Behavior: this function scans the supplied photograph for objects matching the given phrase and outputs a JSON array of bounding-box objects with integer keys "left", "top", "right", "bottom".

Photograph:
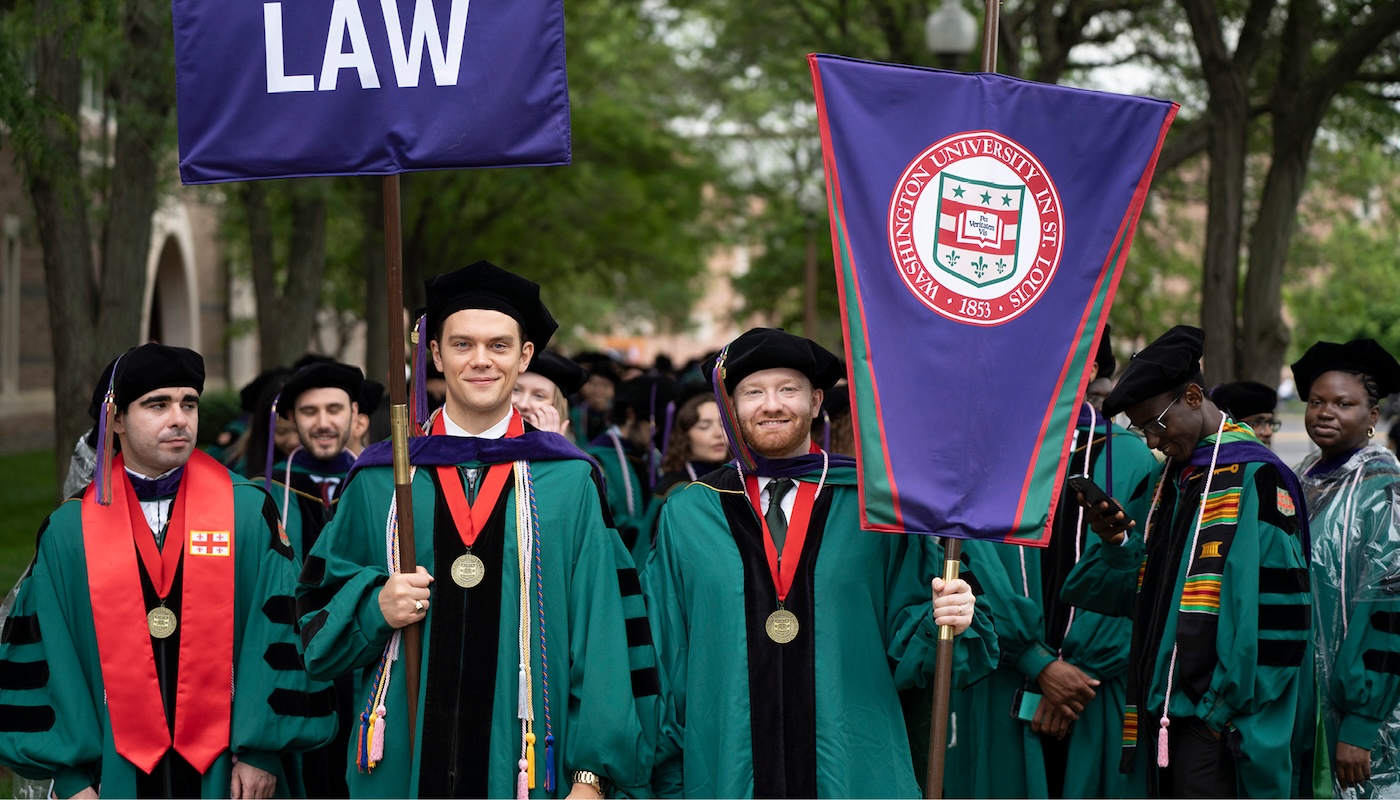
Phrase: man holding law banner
[{"left": 807, "top": 53, "right": 1176, "bottom": 797}]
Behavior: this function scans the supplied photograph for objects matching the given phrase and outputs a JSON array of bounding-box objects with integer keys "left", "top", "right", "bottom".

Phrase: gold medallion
[
  {"left": 147, "top": 606, "right": 177, "bottom": 639},
  {"left": 451, "top": 553, "right": 486, "bottom": 588},
  {"left": 765, "top": 608, "right": 799, "bottom": 644}
]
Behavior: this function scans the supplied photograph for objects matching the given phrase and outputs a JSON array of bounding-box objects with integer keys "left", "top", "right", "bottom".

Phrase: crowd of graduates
[{"left": 0, "top": 259, "right": 1396, "bottom": 799}]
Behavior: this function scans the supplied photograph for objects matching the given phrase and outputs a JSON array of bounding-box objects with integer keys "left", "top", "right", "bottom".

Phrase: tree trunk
[
  {"left": 1181, "top": 0, "right": 1254, "bottom": 380},
  {"left": 244, "top": 180, "right": 330, "bottom": 369},
  {"left": 25, "top": 0, "right": 173, "bottom": 501},
  {"left": 1240, "top": 0, "right": 1400, "bottom": 386}
]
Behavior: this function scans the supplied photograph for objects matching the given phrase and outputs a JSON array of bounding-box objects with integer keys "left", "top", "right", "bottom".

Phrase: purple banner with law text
[
  {"left": 173, "top": 0, "right": 570, "bottom": 183},
  {"left": 810, "top": 54, "right": 1176, "bottom": 545}
]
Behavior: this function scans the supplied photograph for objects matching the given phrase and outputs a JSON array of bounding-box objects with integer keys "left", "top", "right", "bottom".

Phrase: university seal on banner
[{"left": 887, "top": 130, "right": 1064, "bottom": 325}]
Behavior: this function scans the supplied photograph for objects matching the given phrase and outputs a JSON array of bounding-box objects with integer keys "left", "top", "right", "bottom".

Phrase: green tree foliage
[
  {"left": 1286, "top": 145, "right": 1400, "bottom": 360},
  {"left": 394, "top": 0, "right": 728, "bottom": 343},
  {"left": 665, "top": 0, "right": 1162, "bottom": 354}
]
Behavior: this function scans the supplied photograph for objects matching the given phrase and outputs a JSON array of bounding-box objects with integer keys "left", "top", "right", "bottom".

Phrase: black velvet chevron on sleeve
[
  {"left": 267, "top": 687, "right": 336, "bottom": 717},
  {"left": 260, "top": 496, "right": 295, "bottom": 561},
  {"left": 1253, "top": 465, "right": 1299, "bottom": 535},
  {"left": 1, "top": 614, "right": 40, "bottom": 646}
]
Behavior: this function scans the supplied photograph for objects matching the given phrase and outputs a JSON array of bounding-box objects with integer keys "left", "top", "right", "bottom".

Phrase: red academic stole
[
  {"left": 743, "top": 468, "right": 819, "bottom": 604},
  {"left": 81, "top": 449, "right": 236, "bottom": 774},
  {"left": 432, "top": 410, "right": 523, "bottom": 546}
]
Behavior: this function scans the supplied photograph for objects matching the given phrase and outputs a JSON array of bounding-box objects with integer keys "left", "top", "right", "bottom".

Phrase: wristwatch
[{"left": 571, "top": 770, "right": 606, "bottom": 797}]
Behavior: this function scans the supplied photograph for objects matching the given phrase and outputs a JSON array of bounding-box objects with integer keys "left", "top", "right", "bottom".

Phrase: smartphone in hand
[{"left": 1066, "top": 474, "right": 1127, "bottom": 520}]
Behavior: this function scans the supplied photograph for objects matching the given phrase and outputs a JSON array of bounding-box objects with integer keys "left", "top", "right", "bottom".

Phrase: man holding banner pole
[
  {"left": 1065, "top": 325, "right": 1311, "bottom": 797},
  {"left": 641, "top": 327, "right": 996, "bottom": 797},
  {"left": 296, "top": 262, "right": 657, "bottom": 797}
]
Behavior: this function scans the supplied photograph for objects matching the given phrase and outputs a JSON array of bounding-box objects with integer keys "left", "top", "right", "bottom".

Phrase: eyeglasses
[
  {"left": 1128, "top": 393, "right": 1181, "bottom": 437},
  {"left": 1244, "top": 416, "right": 1282, "bottom": 432}
]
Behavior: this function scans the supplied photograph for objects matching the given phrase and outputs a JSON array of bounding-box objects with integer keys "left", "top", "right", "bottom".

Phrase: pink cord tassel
[
  {"left": 517, "top": 759, "right": 529, "bottom": 800},
  {"left": 369, "top": 705, "right": 387, "bottom": 764},
  {"left": 1156, "top": 716, "right": 1171, "bottom": 767}
]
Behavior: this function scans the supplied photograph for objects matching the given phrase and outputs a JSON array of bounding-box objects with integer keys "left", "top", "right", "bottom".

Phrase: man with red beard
[{"left": 641, "top": 327, "right": 998, "bottom": 797}]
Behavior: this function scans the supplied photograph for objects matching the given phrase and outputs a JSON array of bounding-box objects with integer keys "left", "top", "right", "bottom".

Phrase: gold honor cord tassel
[
  {"left": 765, "top": 608, "right": 799, "bottom": 644},
  {"left": 147, "top": 606, "right": 177, "bottom": 639},
  {"left": 451, "top": 553, "right": 486, "bottom": 588}
]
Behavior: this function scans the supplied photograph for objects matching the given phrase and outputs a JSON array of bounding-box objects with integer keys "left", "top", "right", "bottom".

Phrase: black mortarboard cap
[
  {"left": 614, "top": 375, "right": 680, "bottom": 420},
  {"left": 1210, "top": 380, "right": 1277, "bottom": 419},
  {"left": 88, "top": 344, "right": 205, "bottom": 420},
  {"left": 239, "top": 367, "right": 291, "bottom": 413},
  {"left": 704, "top": 328, "right": 845, "bottom": 393},
  {"left": 822, "top": 382, "right": 851, "bottom": 417},
  {"left": 528, "top": 350, "right": 590, "bottom": 397},
  {"left": 358, "top": 379, "right": 386, "bottom": 417},
  {"left": 1291, "top": 339, "right": 1400, "bottom": 400},
  {"left": 1102, "top": 325, "right": 1204, "bottom": 417},
  {"left": 423, "top": 260, "right": 558, "bottom": 349},
  {"left": 1095, "top": 324, "right": 1117, "bottom": 379},
  {"left": 277, "top": 361, "right": 365, "bottom": 418},
  {"left": 292, "top": 353, "right": 334, "bottom": 371}
]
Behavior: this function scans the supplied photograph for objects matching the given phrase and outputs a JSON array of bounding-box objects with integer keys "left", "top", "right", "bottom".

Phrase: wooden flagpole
[
  {"left": 383, "top": 173, "right": 421, "bottom": 754},
  {"left": 924, "top": 3, "right": 999, "bottom": 796}
]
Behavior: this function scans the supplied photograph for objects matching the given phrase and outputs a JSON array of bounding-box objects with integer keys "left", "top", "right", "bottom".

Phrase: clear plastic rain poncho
[{"left": 1297, "top": 443, "right": 1400, "bottom": 798}]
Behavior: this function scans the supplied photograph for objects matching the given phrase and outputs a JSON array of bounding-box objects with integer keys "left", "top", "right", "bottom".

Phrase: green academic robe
[
  {"left": 642, "top": 463, "right": 998, "bottom": 798},
  {"left": 1063, "top": 423, "right": 1311, "bottom": 798},
  {"left": 946, "top": 420, "right": 1159, "bottom": 799},
  {"left": 268, "top": 459, "right": 349, "bottom": 564},
  {"left": 297, "top": 451, "right": 657, "bottom": 798},
  {"left": 1296, "top": 444, "right": 1400, "bottom": 797},
  {"left": 268, "top": 455, "right": 355, "bottom": 798},
  {"left": 585, "top": 431, "right": 654, "bottom": 568},
  {"left": 0, "top": 475, "right": 335, "bottom": 798}
]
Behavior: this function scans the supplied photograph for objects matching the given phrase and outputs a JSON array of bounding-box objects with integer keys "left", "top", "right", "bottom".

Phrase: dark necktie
[
  {"left": 319, "top": 480, "right": 335, "bottom": 511},
  {"left": 765, "top": 478, "right": 794, "bottom": 552}
]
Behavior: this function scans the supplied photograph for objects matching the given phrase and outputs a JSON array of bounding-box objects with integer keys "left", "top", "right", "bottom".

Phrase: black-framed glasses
[
  {"left": 1244, "top": 416, "right": 1282, "bottom": 432},
  {"left": 1128, "top": 393, "right": 1181, "bottom": 437}
]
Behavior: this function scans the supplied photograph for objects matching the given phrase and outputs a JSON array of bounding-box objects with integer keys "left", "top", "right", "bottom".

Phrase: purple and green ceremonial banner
[
  {"left": 173, "top": 0, "right": 570, "bottom": 183},
  {"left": 809, "top": 54, "right": 1177, "bottom": 545}
]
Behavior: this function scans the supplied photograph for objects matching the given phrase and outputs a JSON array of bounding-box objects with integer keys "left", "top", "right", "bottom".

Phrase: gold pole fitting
[{"left": 390, "top": 404, "right": 411, "bottom": 485}]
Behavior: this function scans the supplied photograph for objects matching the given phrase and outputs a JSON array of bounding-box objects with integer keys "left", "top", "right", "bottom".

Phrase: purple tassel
[
  {"left": 264, "top": 395, "right": 281, "bottom": 492},
  {"left": 659, "top": 401, "right": 676, "bottom": 471},
  {"left": 94, "top": 396, "right": 115, "bottom": 505},
  {"left": 544, "top": 735, "right": 555, "bottom": 793},
  {"left": 413, "top": 314, "right": 429, "bottom": 433},
  {"left": 710, "top": 346, "right": 758, "bottom": 472}
]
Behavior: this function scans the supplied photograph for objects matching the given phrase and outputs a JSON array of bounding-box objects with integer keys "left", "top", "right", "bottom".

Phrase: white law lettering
[
  {"left": 265, "top": 4, "right": 315, "bottom": 93},
  {"left": 381, "top": 0, "right": 472, "bottom": 87},
  {"left": 320, "top": 0, "right": 382, "bottom": 91}
]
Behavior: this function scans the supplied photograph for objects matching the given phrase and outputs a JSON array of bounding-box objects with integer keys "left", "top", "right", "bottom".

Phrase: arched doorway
[{"left": 147, "top": 236, "right": 195, "bottom": 347}]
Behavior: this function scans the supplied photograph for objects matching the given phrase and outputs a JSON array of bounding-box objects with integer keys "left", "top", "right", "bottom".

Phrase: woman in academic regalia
[{"left": 1291, "top": 338, "right": 1400, "bottom": 797}]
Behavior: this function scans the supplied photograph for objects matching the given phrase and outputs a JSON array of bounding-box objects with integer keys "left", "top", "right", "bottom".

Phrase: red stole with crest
[{"left": 81, "top": 449, "right": 236, "bottom": 774}]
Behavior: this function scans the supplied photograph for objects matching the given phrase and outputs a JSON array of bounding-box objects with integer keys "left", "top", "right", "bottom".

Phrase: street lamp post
[{"left": 925, "top": 0, "right": 978, "bottom": 70}]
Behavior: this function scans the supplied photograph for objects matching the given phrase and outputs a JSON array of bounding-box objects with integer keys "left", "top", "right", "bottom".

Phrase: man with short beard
[
  {"left": 264, "top": 359, "right": 365, "bottom": 798},
  {"left": 0, "top": 344, "right": 334, "bottom": 798},
  {"left": 297, "top": 261, "right": 657, "bottom": 798},
  {"left": 641, "top": 327, "right": 997, "bottom": 797},
  {"left": 266, "top": 360, "right": 363, "bottom": 562}
]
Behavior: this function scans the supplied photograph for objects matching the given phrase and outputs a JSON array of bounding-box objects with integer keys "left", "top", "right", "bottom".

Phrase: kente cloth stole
[
  {"left": 82, "top": 449, "right": 236, "bottom": 773},
  {"left": 1120, "top": 462, "right": 1245, "bottom": 761}
]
